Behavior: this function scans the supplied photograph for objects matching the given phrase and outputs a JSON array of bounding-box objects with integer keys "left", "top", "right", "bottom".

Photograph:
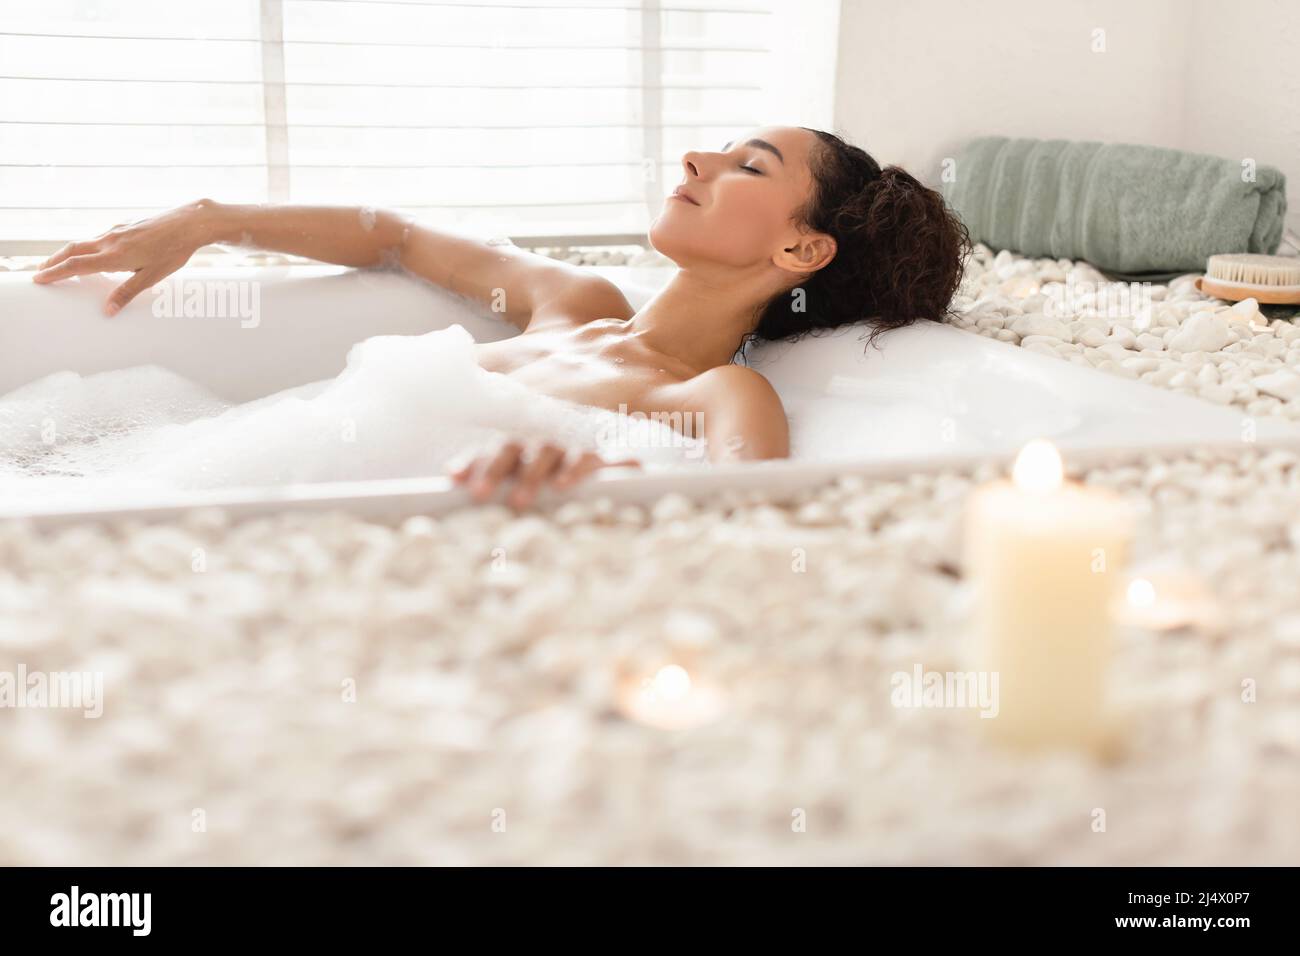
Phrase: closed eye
[{"left": 740, "top": 164, "right": 763, "bottom": 175}]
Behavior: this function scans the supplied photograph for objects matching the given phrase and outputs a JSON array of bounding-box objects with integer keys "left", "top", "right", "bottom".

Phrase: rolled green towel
[{"left": 941, "top": 136, "right": 1288, "bottom": 280}]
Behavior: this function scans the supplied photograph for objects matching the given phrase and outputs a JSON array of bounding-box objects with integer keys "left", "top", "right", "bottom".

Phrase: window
[{"left": 0, "top": 0, "right": 838, "bottom": 253}]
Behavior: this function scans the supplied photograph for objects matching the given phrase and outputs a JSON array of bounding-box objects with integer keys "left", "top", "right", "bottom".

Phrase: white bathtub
[{"left": 3, "top": 265, "right": 1296, "bottom": 525}]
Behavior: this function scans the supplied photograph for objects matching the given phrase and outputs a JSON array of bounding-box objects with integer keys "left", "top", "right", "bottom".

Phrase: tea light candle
[
  {"left": 616, "top": 663, "right": 725, "bottom": 731},
  {"left": 963, "top": 440, "right": 1133, "bottom": 751},
  {"left": 1117, "top": 567, "right": 1217, "bottom": 632}
]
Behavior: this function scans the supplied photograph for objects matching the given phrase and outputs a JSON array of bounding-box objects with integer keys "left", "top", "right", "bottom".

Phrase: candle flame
[
  {"left": 648, "top": 664, "right": 692, "bottom": 703},
  {"left": 618, "top": 664, "right": 723, "bottom": 731},
  {"left": 1011, "top": 439, "right": 1063, "bottom": 493},
  {"left": 1127, "top": 578, "right": 1156, "bottom": 607},
  {"left": 1115, "top": 568, "right": 1217, "bottom": 632}
]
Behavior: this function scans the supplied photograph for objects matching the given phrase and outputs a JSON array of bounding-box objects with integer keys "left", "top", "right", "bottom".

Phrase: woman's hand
[
  {"left": 449, "top": 439, "right": 642, "bottom": 510},
  {"left": 31, "top": 199, "right": 216, "bottom": 315}
]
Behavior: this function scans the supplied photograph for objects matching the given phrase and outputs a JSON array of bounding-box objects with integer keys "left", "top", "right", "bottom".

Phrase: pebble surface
[
  {"left": 951, "top": 244, "right": 1300, "bottom": 422},
  {"left": 2, "top": 443, "right": 1298, "bottom": 865}
]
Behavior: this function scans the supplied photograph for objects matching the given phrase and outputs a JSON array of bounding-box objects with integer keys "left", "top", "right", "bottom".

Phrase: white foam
[
  {"left": 0, "top": 324, "right": 704, "bottom": 501},
  {"left": 0, "top": 366, "right": 231, "bottom": 495}
]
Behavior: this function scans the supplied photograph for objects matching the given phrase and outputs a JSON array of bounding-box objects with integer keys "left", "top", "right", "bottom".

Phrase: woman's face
[{"left": 649, "top": 125, "right": 824, "bottom": 273}]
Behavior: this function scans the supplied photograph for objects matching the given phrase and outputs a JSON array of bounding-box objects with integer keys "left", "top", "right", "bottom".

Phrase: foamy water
[{"left": 0, "top": 324, "right": 704, "bottom": 501}]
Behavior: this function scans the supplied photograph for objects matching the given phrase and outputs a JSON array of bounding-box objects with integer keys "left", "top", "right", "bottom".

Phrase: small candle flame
[
  {"left": 1127, "top": 577, "right": 1156, "bottom": 607},
  {"left": 617, "top": 663, "right": 723, "bottom": 731},
  {"left": 1115, "top": 567, "right": 1217, "bottom": 632},
  {"left": 648, "top": 664, "right": 692, "bottom": 703},
  {"left": 1012, "top": 439, "right": 1063, "bottom": 493}
]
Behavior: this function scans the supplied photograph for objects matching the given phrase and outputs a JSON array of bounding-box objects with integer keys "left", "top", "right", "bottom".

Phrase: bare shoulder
[
  {"left": 673, "top": 364, "right": 789, "bottom": 461},
  {"left": 686, "top": 363, "right": 782, "bottom": 404},
  {"left": 527, "top": 270, "right": 635, "bottom": 329}
]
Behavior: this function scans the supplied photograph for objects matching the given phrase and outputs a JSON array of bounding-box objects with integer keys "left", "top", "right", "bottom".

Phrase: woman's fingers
[
  {"left": 552, "top": 450, "right": 641, "bottom": 489},
  {"left": 601, "top": 455, "right": 645, "bottom": 472},
  {"left": 33, "top": 241, "right": 91, "bottom": 278},
  {"left": 32, "top": 251, "right": 116, "bottom": 285},
  {"left": 446, "top": 443, "right": 507, "bottom": 486},
  {"left": 105, "top": 268, "right": 165, "bottom": 316},
  {"left": 446, "top": 453, "right": 477, "bottom": 483},
  {"left": 551, "top": 453, "right": 597, "bottom": 489},
  {"left": 468, "top": 441, "right": 523, "bottom": 501},
  {"left": 448, "top": 441, "right": 641, "bottom": 509},
  {"left": 508, "top": 443, "right": 565, "bottom": 510}
]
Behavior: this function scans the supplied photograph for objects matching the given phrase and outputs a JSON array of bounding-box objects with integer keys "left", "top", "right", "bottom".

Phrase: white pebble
[
  {"left": 1247, "top": 398, "right": 1280, "bottom": 417},
  {"left": 1122, "top": 357, "right": 1160, "bottom": 374},
  {"left": 1228, "top": 298, "right": 1260, "bottom": 322},
  {"left": 1168, "top": 311, "right": 1230, "bottom": 353},
  {"left": 1020, "top": 334, "right": 1067, "bottom": 350},
  {"left": 1023, "top": 342, "right": 1059, "bottom": 357},
  {"left": 1010, "top": 313, "right": 1071, "bottom": 340},
  {"left": 1105, "top": 326, "right": 1138, "bottom": 349},
  {"left": 1253, "top": 368, "right": 1300, "bottom": 402}
]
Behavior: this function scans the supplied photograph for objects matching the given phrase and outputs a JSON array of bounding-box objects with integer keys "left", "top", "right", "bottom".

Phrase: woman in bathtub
[{"left": 32, "top": 126, "right": 970, "bottom": 509}]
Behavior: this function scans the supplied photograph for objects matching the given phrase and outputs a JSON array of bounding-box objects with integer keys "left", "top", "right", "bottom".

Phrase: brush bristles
[{"left": 1206, "top": 253, "right": 1300, "bottom": 287}]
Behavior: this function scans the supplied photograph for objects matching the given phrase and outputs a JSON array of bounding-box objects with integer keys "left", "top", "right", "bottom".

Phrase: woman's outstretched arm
[
  {"left": 198, "top": 201, "right": 624, "bottom": 328},
  {"left": 33, "top": 199, "right": 626, "bottom": 327}
]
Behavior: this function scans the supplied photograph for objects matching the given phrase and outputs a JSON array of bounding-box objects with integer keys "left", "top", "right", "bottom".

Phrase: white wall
[
  {"left": 833, "top": 0, "right": 1298, "bottom": 234},
  {"left": 1182, "top": 0, "right": 1300, "bottom": 233},
  {"left": 762, "top": 0, "right": 842, "bottom": 131}
]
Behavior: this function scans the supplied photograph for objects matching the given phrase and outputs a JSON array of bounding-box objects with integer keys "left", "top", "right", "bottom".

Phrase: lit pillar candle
[{"left": 963, "top": 440, "right": 1133, "bottom": 751}]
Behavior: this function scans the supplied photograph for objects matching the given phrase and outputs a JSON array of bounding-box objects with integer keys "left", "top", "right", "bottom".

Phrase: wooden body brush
[{"left": 1196, "top": 253, "right": 1300, "bottom": 304}]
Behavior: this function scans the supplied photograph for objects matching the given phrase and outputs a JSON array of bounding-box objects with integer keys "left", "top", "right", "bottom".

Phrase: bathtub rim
[{"left": 5, "top": 434, "right": 1293, "bottom": 530}]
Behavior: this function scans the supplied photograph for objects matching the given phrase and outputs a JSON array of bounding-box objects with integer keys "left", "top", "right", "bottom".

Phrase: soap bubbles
[{"left": 1, "top": 325, "right": 705, "bottom": 503}]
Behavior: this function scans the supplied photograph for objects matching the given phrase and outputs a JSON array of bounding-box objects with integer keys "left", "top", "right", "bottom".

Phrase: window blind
[{"left": 0, "top": 0, "right": 838, "bottom": 252}]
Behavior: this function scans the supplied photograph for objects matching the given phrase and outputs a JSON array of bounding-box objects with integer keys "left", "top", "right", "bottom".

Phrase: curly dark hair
[{"left": 745, "top": 128, "right": 972, "bottom": 354}]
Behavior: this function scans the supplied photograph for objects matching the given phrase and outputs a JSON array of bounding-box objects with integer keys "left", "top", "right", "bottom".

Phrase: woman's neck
[{"left": 620, "top": 265, "right": 780, "bottom": 374}]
